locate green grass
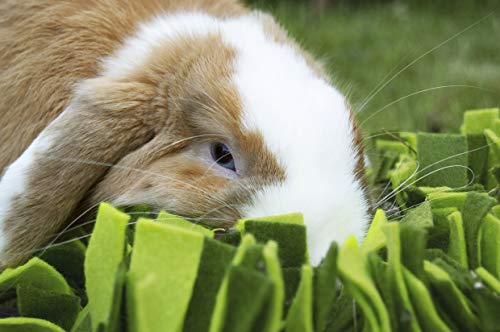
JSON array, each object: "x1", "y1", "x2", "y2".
[{"x1": 252, "y1": 2, "x2": 500, "y2": 134}]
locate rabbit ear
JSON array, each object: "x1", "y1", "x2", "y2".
[{"x1": 0, "y1": 77, "x2": 161, "y2": 267}]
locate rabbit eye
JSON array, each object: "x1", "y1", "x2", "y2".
[{"x1": 210, "y1": 143, "x2": 236, "y2": 172}]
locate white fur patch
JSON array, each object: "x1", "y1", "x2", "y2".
[
  {"x1": 102, "y1": 11, "x2": 369, "y2": 265},
  {"x1": 0, "y1": 109, "x2": 69, "y2": 260}
]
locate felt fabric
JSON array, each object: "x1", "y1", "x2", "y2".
[
  {"x1": 475, "y1": 267, "x2": 500, "y2": 294},
  {"x1": 479, "y1": 213, "x2": 500, "y2": 278},
  {"x1": 0, "y1": 258, "x2": 71, "y2": 300},
  {"x1": 467, "y1": 134, "x2": 489, "y2": 184},
  {"x1": 39, "y1": 241, "x2": 86, "y2": 292},
  {"x1": 239, "y1": 212, "x2": 304, "y2": 225},
  {"x1": 382, "y1": 223, "x2": 421, "y2": 331},
  {"x1": 400, "y1": 223, "x2": 427, "y2": 281},
  {"x1": 127, "y1": 219, "x2": 204, "y2": 332},
  {"x1": 70, "y1": 306, "x2": 91, "y2": 332},
  {"x1": 460, "y1": 192, "x2": 496, "y2": 268},
  {"x1": 0, "y1": 317, "x2": 65, "y2": 332},
  {"x1": 447, "y1": 211, "x2": 468, "y2": 269},
  {"x1": 427, "y1": 192, "x2": 467, "y2": 210},
  {"x1": 183, "y1": 238, "x2": 236, "y2": 332},
  {"x1": 416, "y1": 133, "x2": 469, "y2": 188},
  {"x1": 313, "y1": 242, "x2": 338, "y2": 332},
  {"x1": 402, "y1": 268, "x2": 450, "y2": 332},
  {"x1": 261, "y1": 241, "x2": 285, "y2": 332},
  {"x1": 338, "y1": 236, "x2": 390, "y2": 332},
  {"x1": 16, "y1": 284, "x2": 80, "y2": 331},
  {"x1": 156, "y1": 210, "x2": 214, "y2": 238},
  {"x1": 484, "y1": 129, "x2": 500, "y2": 189},
  {"x1": 461, "y1": 108, "x2": 499, "y2": 134},
  {"x1": 390, "y1": 154, "x2": 418, "y2": 208},
  {"x1": 282, "y1": 267, "x2": 302, "y2": 317},
  {"x1": 401, "y1": 201, "x2": 433, "y2": 229},
  {"x1": 84, "y1": 203, "x2": 129, "y2": 332},
  {"x1": 241, "y1": 221, "x2": 307, "y2": 268},
  {"x1": 362, "y1": 209, "x2": 388, "y2": 253},
  {"x1": 285, "y1": 265, "x2": 313, "y2": 332},
  {"x1": 423, "y1": 261, "x2": 478, "y2": 331}
]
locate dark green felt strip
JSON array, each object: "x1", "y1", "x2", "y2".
[
  {"x1": 313, "y1": 242, "x2": 338, "y2": 332},
  {"x1": 461, "y1": 193, "x2": 496, "y2": 268},
  {"x1": 183, "y1": 238, "x2": 236, "y2": 332},
  {"x1": 417, "y1": 133, "x2": 469, "y2": 188},
  {"x1": 16, "y1": 284, "x2": 80, "y2": 331}
]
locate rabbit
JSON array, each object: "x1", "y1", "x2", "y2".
[{"x1": 0, "y1": 0, "x2": 370, "y2": 268}]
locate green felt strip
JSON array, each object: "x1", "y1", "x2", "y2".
[
  {"x1": 209, "y1": 234, "x2": 256, "y2": 332},
  {"x1": 389, "y1": 154, "x2": 418, "y2": 208},
  {"x1": 338, "y1": 236, "x2": 390, "y2": 332},
  {"x1": 416, "y1": 133, "x2": 469, "y2": 188},
  {"x1": 222, "y1": 266, "x2": 273, "y2": 332},
  {"x1": 127, "y1": 219, "x2": 204, "y2": 332},
  {"x1": 382, "y1": 223, "x2": 421, "y2": 331},
  {"x1": 403, "y1": 268, "x2": 451, "y2": 332},
  {"x1": 362, "y1": 209, "x2": 388, "y2": 253},
  {"x1": 461, "y1": 108, "x2": 499, "y2": 134},
  {"x1": 313, "y1": 242, "x2": 338, "y2": 332},
  {"x1": 427, "y1": 192, "x2": 467, "y2": 210},
  {"x1": 0, "y1": 317, "x2": 65, "y2": 332},
  {"x1": 471, "y1": 288, "x2": 500, "y2": 332},
  {"x1": 467, "y1": 134, "x2": 489, "y2": 184},
  {"x1": 432, "y1": 207, "x2": 458, "y2": 217},
  {"x1": 261, "y1": 241, "x2": 285, "y2": 332},
  {"x1": 127, "y1": 219, "x2": 204, "y2": 331},
  {"x1": 447, "y1": 211, "x2": 468, "y2": 269},
  {"x1": 285, "y1": 265, "x2": 313, "y2": 332},
  {"x1": 70, "y1": 306, "x2": 91, "y2": 332},
  {"x1": 461, "y1": 193, "x2": 496, "y2": 268},
  {"x1": 156, "y1": 211, "x2": 214, "y2": 237},
  {"x1": 401, "y1": 201, "x2": 433, "y2": 229},
  {"x1": 282, "y1": 267, "x2": 302, "y2": 317},
  {"x1": 240, "y1": 221, "x2": 307, "y2": 268},
  {"x1": 239, "y1": 212, "x2": 304, "y2": 226},
  {"x1": 376, "y1": 139, "x2": 411, "y2": 155},
  {"x1": 0, "y1": 257, "x2": 71, "y2": 300},
  {"x1": 475, "y1": 267, "x2": 500, "y2": 294},
  {"x1": 183, "y1": 238, "x2": 236, "y2": 332},
  {"x1": 479, "y1": 213, "x2": 500, "y2": 278},
  {"x1": 16, "y1": 284, "x2": 80, "y2": 331},
  {"x1": 84, "y1": 203, "x2": 129, "y2": 332},
  {"x1": 493, "y1": 205, "x2": 500, "y2": 218},
  {"x1": 400, "y1": 223, "x2": 427, "y2": 281},
  {"x1": 424, "y1": 261, "x2": 478, "y2": 331},
  {"x1": 39, "y1": 241, "x2": 86, "y2": 291}
]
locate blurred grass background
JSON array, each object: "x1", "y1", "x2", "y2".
[{"x1": 247, "y1": 0, "x2": 500, "y2": 134}]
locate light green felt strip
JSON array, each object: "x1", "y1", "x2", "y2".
[
  {"x1": 403, "y1": 268, "x2": 451, "y2": 332},
  {"x1": 424, "y1": 261, "x2": 478, "y2": 331},
  {"x1": 485, "y1": 129, "x2": 500, "y2": 189},
  {"x1": 492, "y1": 205, "x2": 500, "y2": 218},
  {"x1": 238, "y1": 213, "x2": 304, "y2": 230},
  {"x1": 447, "y1": 211, "x2": 468, "y2": 269},
  {"x1": 461, "y1": 108, "x2": 499, "y2": 134},
  {"x1": 313, "y1": 242, "x2": 338, "y2": 332},
  {"x1": 156, "y1": 210, "x2": 213, "y2": 237},
  {"x1": 16, "y1": 284, "x2": 81, "y2": 331},
  {"x1": 127, "y1": 219, "x2": 204, "y2": 332},
  {"x1": 362, "y1": 209, "x2": 388, "y2": 253},
  {"x1": 285, "y1": 265, "x2": 313, "y2": 332},
  {"x1": 479, "y1": 213, "x2": 500, "y2": 278},
  {"x1": 427, "y1": 192, "x2": 467, "y2": 210},
  {"x1": 475, "y1": 267, "x2": 500, "y2": 294},
  {"x1": 416, "y1": 133, "x2": 469, "y2": 188},
  {"x1": 466, "y1": 134, "x2": 489, "y2": 184},
  {"x1": 84, "y1": 203, "x2": 129, "y2": 332},
  {"x1": 338, "y1": 236, "x2": 390, "y2": 332},
  {"x1": 262, "y1": 241, "x2": 285, "y2": 332},
  {"x1": 382, "y1": 223, "x2": 421, "y2": 332},
  {"x1": 376, "y1": 139, "x2": 410, "y2": 155},
  {"x1": 0, "y1": 257, "x2": 71, "y2": 298},
  {"x1": 0, "y1": 317, "x2": 65, "y2": 332},
  {"x1": 70, "y1": 305, "x2": 91, "y2": 332},
  {"x1": 389, "y1": 154, "x2": 418, "y2": 208}
]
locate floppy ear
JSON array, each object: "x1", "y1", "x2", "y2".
[{"x1": 0, "y1": 77, "x2": 162, "y2": 267}]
